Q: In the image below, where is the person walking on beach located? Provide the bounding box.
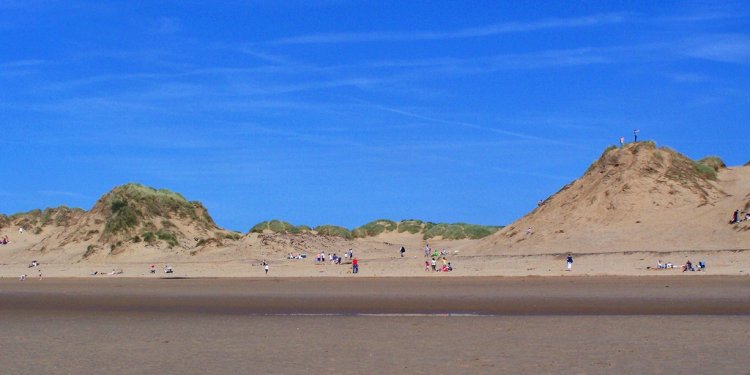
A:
[264,264,269,275]
[400,246,406,257]
[424,244,430,257]
[566,254,573,271]
[424,260,430,272]
[430,258,437,272]
[352,258,359,274]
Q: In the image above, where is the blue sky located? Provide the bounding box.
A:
[1,1,748,231]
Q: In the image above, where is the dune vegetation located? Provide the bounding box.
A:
[314,225,353,239]
[698,156,726,172]
[250,220,306,234]
[350,219,502,240]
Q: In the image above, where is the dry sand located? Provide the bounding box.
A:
[1,277,748,374]
[1,247,747,278]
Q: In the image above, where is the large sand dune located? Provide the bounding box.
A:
[478,143,750,254]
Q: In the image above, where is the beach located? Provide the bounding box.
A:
[1,247,747,279]
[1,277,748,374]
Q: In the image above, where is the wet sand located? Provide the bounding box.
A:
[1,276,748,315]
[1,277,748,374]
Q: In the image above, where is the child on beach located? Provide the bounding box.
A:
[566,255,573,271]
[264,264,269,275]
[424,261,430,272]
[352,258,359,274]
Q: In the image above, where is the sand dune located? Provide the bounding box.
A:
[1,143,748,277]
[479,143,750,254]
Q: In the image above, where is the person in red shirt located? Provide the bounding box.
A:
[352,258,359,274]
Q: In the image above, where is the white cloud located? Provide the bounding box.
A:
[358,101,572,145]
[265,13,628,45]
[682,34,750,63]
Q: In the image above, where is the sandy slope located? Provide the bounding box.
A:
[478,145,750,254]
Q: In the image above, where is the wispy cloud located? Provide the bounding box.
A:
[0,59,46,77]
[681,34,750,63]
[265,13,629,45]
[40,72,167,91]
[235,46,293,65]
[212,123,367,148]
[665,72,713,83]
[358,101,572,145]
[649,11,741,24]
[0,59,45,69]
[330,45,663,77]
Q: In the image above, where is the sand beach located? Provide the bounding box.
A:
[1,277,748,374]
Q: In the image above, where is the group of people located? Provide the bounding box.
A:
[655,260,706,272]
[313,249,354,264]
[146,264,173,274]
[3,227,25,245]
[304,249,358,273]
[328,253,344,264]
[682,260,706,272]
[422,244,451,258]
[20,260,42,280]
[425,257,453,272]
[314,251,341,264]
[90,269,123,276]
[730,210,749,224]
[421,244,455,273]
